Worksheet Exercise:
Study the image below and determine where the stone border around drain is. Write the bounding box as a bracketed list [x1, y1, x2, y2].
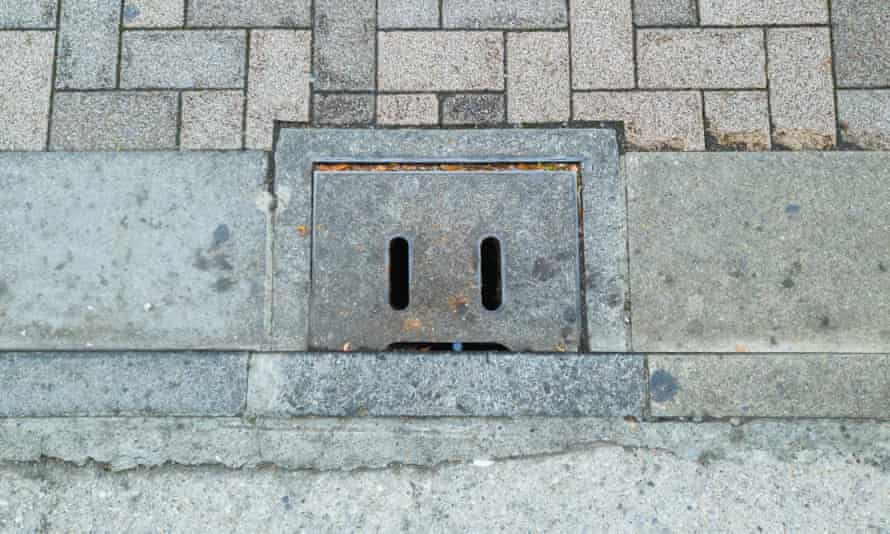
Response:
[272, 128, 627, 352]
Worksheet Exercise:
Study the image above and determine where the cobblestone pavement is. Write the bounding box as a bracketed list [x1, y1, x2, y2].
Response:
[2, 0, 889, 152]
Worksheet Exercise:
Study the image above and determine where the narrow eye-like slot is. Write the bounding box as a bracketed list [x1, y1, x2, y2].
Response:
[389, 237, 410, 310]
[480, 236, 503, 311]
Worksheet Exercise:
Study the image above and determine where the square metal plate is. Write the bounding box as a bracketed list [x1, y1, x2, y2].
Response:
[309, 171, 581, 352]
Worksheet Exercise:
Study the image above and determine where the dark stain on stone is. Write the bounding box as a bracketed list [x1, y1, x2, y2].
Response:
[728, 270, 743, 279]
[532, 257, 555, 282]
[819, 316, 831, 330]
[212, 224, 231, 249]
[193, 250, 210, 271]
[649, 369, 680, 403]
[281, 495, 292, 511]
[880, 262, 888, 273]
[213, 277, 236, 292]
[697, 449, 723, 466]
[0, 280, 8, 297]
[213, 254, 234, 271]
[607, 293, 622, 308]
[770, 335, 778, 346]
[134, 189, 149, 207]
[781, 277, 795, 289]
[729, 427, 744, 443]
[562, 306, 577, 324]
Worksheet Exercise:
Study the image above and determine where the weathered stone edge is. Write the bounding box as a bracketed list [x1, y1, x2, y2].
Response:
[2, 352, 887, 419]
[649, 353, 890, 419]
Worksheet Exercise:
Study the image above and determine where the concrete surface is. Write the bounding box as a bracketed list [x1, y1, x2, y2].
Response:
[628, 152, 890, 353]
[0, 418, 887, 531]
[0, 151, 268, 349]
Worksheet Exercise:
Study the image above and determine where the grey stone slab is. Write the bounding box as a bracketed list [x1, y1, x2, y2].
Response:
[245, 30, 311, 150]
[571, 0, 634, 89]
[633, 0, 697, 26]
[699, 0, 828, 25]
[442, 0, 567, 29]
[0, 0, 56, 28]
[310, 171, 581, 352]
[704, 91, 771, 151]
[3, 437, 889, 532]
[650, 354, 890, 418]
[767, 28, 836, 150]
[376, 94, 438, 125]
[832, 0, 890, 88]
[507, 32, 570, 123]
[123, 0, 184, 27]
[0, 352, 247, 417]
[573, 91, 705, 151]
[311, 93, 374, 126]
[377, 0, 439, 29]
[378, 31, 504, 91]
[627, 152, 890, 353]
[121, 30, 246, 89]
[50, 91, 178, 150]
[274, 129, 626, 351]
[0, 151, 268, 349]
[0, 31, 54, 151]
[248, 353, 644, 416]
[187, 0, 311, 27]
[838, 90, 890, 150]
[56, 0, 121, 89]
[441, 93, 504, 125]
[314, 0, 375, 91]
[181, 90, 244, 150]
[638, 29, 766, 89]
[4, 418, 888, 475]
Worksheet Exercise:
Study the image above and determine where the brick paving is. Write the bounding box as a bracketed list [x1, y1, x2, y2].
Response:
[1, 0, 888, 152]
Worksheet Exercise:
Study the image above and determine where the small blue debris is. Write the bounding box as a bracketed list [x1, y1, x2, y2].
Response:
[452, 342, 463, 352]
[785, 204, 801, 214]
[123, 5, 140, 21]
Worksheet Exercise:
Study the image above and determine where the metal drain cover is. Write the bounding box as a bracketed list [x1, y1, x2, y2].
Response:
[308, 170, 582, 352]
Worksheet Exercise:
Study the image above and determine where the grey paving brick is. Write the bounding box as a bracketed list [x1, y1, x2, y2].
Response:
[633, 0, 697, 26]
[378, 32, 504, 91]
[699, 0, 828, 25]
[649, 354, 890, 418]
[441, 94, 505, 125]
[181, 90, 244, 150]
[767, 28, 836, 150]
[50, 91, 178, 150]
[838, 90, 890, 150]
[627, 152, 890, 352]
[188, 0, 311, 26]
[832, 0, 890, 88]
[123, 0, 184, 27]
[442, 0, 567, 29]
[507, 32, 570, 123]
[0, 352, 247, 417]
[0, 151, 267, 349]
[0, 0, 56, 28]
[314, 0, 375, 91]
[121, 30, 246, 89]
[573, 91, 704, 151]
[56, 0, 121, 89]
[704, 91, 771, 151]
[248, 353, 644, 417]
[378, 0, 439, 29]
[0, 31, 54, 151]
[638, 29, 766, 89]
[571, 0, 634, 89]
[245, 30, 311, 150]
[312, 93, 374, 126]
[376, 94, 438, 125]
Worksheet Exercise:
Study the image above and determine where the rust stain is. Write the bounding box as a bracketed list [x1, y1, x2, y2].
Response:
[314, 162, 579, 173]
[734, 345, 751, 353]
[403, 318, 423, 332]
[448, 294, 469, 314]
